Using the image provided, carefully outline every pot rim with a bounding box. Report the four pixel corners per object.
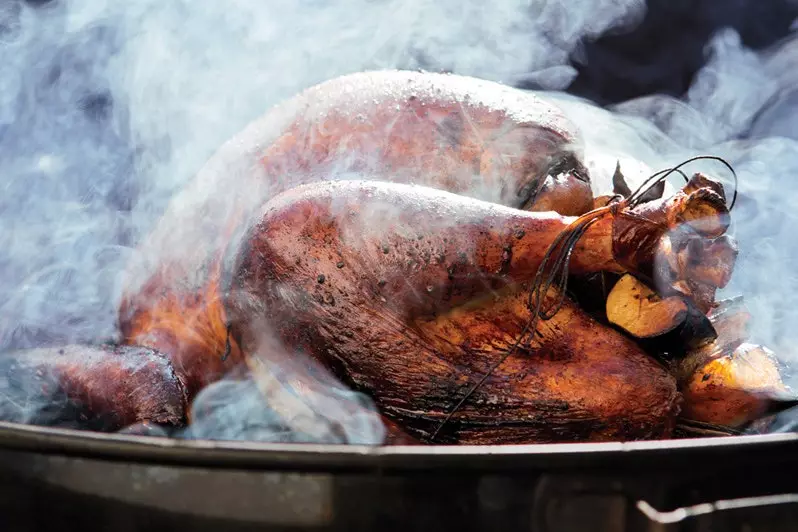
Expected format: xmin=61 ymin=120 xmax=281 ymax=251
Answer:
xmin=0 ymin=421 xmax=796 ymax=473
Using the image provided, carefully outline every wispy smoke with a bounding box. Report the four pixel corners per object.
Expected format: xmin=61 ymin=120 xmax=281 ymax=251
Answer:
xmin=604 ymin=29 xmax=798 ymax=376
xmin=562 ymin=26 xmax=798 ymax=402
xmin=1 ymin=0 xmax=797 ymax=441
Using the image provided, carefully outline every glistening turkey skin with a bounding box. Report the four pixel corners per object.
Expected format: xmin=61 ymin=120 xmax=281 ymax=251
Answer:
xmin=225 ymin=179 xmax=731 ymax=443
xmin=118 ymin=70 xmax=597 ymax=396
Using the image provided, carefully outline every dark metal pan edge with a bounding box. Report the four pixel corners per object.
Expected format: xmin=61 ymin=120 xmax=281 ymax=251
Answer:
xmin=0 ymin=421 xmax=797 ymax=473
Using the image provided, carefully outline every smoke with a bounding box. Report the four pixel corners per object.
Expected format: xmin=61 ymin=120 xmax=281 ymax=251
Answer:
xmin=1 ymin=0 xmax=798 ymax=441
xmin=597 ymin=30 xmax=798 ymax=372
xmin=0 ymin=0 xmax=647 ymax=345
xmin=184 ymin=346 xmax=385 ymax=444
xmin=547 ymin=27 xmax=798 ymax=404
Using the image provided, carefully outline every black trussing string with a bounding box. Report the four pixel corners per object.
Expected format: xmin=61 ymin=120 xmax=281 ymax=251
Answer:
xmin=429 ymin=210 xmax=607 ymax=441
xmin=628 ymin=155 xmax=738 ymax=211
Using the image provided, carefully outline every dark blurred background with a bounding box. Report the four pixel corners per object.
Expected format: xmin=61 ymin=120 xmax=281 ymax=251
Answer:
xmin=566 ymin=0 xmax=798 ymax=105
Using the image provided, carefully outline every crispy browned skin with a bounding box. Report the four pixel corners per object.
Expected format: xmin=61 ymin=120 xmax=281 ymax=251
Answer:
xmin=120 ymin=261 xmax=236 ymax=399
xmin=671 ymin=296 xmax=794 ymax=428
xmin=226 ymin=180 xmax=727 ymax=324
xmin=410 ymin=288 xmax=680 ymax=443
xmin=380 ymin=415 xmax=423 ymax=445
xmin=258 ymin=70 xmax=593 ymax=215
xmin=678 ymin=343 xmax=789 ymax=428
xmin=225 ymin=180 xmax=697 ymax=443
xmin=0 ymin=345 xmax=188 ymax=430
xmin=119 ymin=70 xmax=595 ymax=395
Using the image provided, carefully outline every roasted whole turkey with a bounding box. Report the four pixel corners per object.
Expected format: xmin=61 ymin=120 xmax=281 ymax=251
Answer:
xmin=1 ymin=70 xmax=791 ymax=445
